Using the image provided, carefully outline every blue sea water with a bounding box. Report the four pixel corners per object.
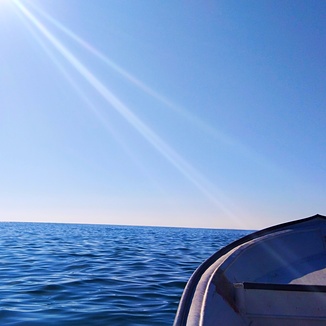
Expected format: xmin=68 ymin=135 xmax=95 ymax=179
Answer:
xmin=0 ymin=222 xmax=251 ymax=325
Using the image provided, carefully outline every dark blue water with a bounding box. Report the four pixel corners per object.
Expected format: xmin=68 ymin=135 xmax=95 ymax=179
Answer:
xmin=0 ymin=222 xmax=251 ymax=325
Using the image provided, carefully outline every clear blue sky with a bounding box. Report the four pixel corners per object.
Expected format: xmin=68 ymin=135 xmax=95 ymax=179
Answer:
xmin=0 ymin=0 xmax=325 ymax=229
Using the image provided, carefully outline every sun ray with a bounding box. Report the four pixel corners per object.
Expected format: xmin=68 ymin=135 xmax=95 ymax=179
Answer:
xmin=22 ymin=1 xmax=245 ymax=147
xmin=22 ymin=0 xmax=282 ymax=179
xmin=12 ymin=0 xmax=244 ymax=226
xmin=12 ymin=2 xmax=166 ymax=193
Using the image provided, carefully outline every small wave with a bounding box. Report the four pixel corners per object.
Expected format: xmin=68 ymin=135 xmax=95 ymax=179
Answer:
xmin=0 ymin=222 xmax=251 ymax=325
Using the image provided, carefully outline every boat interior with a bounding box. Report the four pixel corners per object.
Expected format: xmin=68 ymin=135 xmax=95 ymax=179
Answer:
xmin=207 ymin=217 xmax=326 ymax=325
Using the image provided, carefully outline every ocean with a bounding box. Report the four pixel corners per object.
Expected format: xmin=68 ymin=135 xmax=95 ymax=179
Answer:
xmin=0 ymin=222 xmax=252 ymax=325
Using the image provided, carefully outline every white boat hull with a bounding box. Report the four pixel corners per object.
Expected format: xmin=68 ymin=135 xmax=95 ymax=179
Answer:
xmin=174 ymin=214 xmax=326 ymax=325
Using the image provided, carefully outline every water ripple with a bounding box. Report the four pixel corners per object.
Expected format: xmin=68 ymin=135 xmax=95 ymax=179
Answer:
xmin=0 ymin=222 xmax=251 ymax=325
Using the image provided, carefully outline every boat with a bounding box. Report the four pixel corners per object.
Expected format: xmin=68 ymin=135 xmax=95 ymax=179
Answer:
xmin=174 ymin=214 xmax=326 ymax=325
